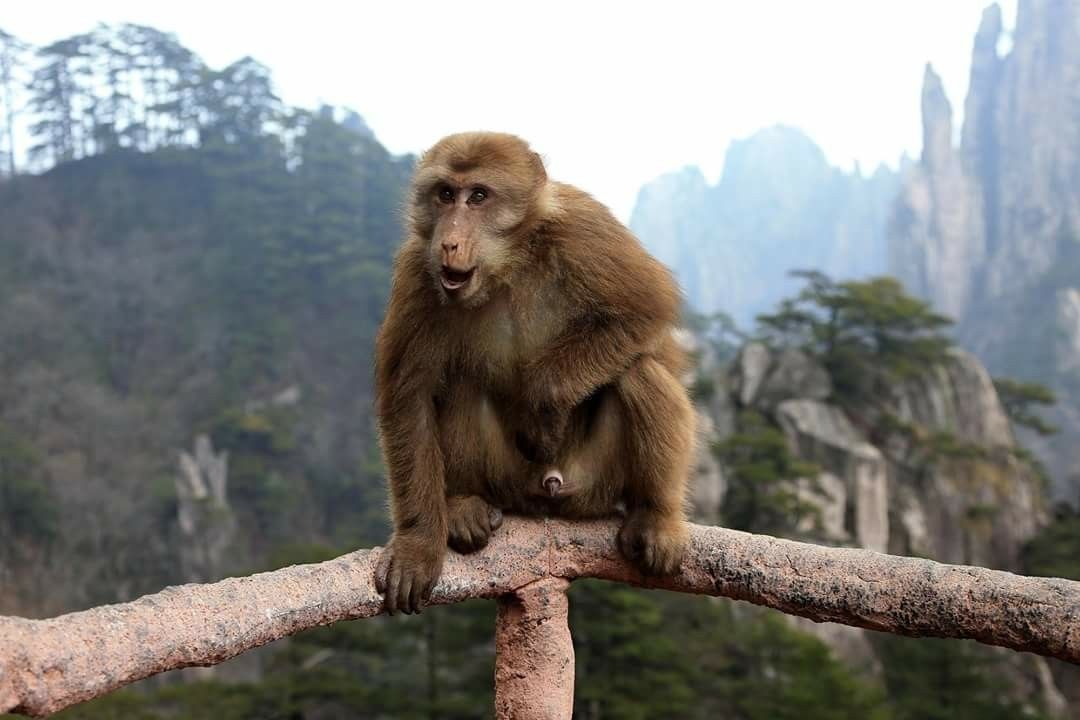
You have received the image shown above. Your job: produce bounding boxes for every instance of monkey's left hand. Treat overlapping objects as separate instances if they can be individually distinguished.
[375,533,445,615]
[513,401,568,465]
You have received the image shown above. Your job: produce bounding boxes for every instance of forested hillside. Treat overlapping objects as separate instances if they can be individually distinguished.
[0,24,413,616]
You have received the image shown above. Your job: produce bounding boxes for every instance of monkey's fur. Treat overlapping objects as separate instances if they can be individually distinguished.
[374,132,695,614]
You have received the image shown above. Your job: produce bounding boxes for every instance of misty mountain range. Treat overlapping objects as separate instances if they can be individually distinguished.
[630,126,900,328]
[630,0,1080,503]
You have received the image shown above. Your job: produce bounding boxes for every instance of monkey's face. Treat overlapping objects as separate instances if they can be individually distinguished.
[423,181,510,307]
[410,132,548,308]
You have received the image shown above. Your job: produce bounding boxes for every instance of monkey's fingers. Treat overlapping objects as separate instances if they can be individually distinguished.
[374,547,393,595]
[384,562,401,615]
[421,576,438,605]
[407,575,426,615]
[398,573,416,615]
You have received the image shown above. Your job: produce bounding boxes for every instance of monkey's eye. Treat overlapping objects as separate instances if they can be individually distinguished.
[468,188,488,205]
[437,186,455,204]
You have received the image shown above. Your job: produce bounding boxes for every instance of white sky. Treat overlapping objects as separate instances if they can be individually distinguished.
[6,1,1016,221]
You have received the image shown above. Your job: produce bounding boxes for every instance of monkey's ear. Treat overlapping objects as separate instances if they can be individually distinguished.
[530,152,548,183]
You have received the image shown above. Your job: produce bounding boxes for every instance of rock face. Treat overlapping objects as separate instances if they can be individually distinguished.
[632,126,899,327]
[695,345,1044,570]
[888,65,987,321]
[689,340,1059,711]
[776,399,889,553]
[176,434,235,584]
[888,350,1043,570]
[888,0,1080,501]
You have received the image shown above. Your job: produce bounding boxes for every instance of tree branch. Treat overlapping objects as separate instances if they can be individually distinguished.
[2,517,1078,716]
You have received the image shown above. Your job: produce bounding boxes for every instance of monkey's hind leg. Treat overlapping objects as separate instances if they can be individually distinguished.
[441,388,518,554]
[615,355,694,576]
[447,495,504,553]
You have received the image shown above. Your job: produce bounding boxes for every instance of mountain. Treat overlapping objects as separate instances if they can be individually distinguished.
[888,0,1080,502]
[630,126,899,327]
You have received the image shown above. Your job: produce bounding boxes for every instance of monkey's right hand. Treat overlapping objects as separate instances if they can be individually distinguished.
[375,533,446,615]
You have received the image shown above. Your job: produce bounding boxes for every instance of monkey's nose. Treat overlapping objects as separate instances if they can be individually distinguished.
[442,241,458,253]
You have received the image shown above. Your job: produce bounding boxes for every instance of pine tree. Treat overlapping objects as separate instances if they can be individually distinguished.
[0,28,29,175]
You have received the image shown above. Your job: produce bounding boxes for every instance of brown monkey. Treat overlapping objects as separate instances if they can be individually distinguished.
[374,132,694,614]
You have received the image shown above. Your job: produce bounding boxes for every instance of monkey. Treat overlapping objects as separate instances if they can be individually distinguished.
[374,132,695,614]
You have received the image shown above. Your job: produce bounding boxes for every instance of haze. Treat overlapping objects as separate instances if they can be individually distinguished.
[7,0,1017,220]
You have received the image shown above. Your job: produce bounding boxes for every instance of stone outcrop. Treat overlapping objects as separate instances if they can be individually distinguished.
[776,399,889,553]
[690,339,1057,711]
[888,65,986,320]
[892,1,1080,316]
[889,350,1043,570]
[888,0,1080,501]
[693,342,1044,568]
[175,434,236,584]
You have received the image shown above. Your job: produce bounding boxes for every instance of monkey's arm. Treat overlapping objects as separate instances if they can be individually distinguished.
[519,217,682,462]
[373,263,448,614]
[376,389,447,612]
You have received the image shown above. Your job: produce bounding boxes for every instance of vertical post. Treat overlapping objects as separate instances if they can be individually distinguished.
[494,578,574,720]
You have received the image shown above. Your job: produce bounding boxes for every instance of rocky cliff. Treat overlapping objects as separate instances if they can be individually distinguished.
[889,0,1080,501]
[694,341,1045,569]
[688,338,1067,715]
[631,126,898,327]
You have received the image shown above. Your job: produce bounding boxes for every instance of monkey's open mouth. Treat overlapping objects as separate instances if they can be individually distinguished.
[440,266,476,291]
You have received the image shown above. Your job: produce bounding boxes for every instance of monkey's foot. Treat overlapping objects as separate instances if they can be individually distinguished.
[375,534,445,615]
[447,495,504,554]
[617,510,688,576]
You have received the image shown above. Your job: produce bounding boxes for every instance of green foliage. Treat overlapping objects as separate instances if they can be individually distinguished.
[993,378,1058,437]
[211,406,297,457]
[874,634,1049,720]
[715,410,821,535]
[572,583,697,718]
[1022,505,1080,580]
[51,689,160,720]
[689,373,716,401]
[208,405,304,544]
[685,309,745,402]
[571,583,889,720]
[0,424,57,548]
[718,614,890,720]
[758,271,952,404]
[683,308,745,364]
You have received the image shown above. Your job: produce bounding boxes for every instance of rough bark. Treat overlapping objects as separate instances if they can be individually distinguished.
[1,517,1078,717]
[495,578,574,719]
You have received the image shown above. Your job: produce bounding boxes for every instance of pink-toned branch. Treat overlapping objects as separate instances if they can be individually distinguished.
[2,517,1078,717]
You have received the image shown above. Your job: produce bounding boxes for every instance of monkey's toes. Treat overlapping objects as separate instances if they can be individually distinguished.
[377,538,444,615]
[447,495,503,554]
[617,513,688,576]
